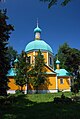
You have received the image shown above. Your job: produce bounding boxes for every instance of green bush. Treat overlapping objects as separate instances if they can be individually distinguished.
[71,82,79,96]
[15,90,24,95]
[0,96,6,105]
[54,93,72,104]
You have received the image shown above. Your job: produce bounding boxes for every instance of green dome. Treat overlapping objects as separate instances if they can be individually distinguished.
[14,58,19,63]
[56,59,60,64]
[25,40,53,53]
[34,26,41,33]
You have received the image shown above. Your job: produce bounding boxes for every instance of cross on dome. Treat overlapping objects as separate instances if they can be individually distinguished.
[34,20,42,33]
[37,18,39,28]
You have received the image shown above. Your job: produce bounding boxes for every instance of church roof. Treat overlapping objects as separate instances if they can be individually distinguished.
[7,68,16,77]
[55,69,70,76]
[14,58,19,63]
[25,40,53,53]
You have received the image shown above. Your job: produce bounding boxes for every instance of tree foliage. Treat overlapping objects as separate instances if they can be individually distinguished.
[14,51,31,93]
[40,0,72,8]
[55,43,80,74]
[0,9,14,95]
[71,81,79,96]
[7,46,18,67]
[30,50,47,93]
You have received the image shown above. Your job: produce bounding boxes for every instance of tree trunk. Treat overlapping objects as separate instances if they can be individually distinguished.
[21,86,24,93]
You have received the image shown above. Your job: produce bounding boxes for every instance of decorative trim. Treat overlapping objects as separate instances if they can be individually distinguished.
[45,65,56,73]
[68,77,71,86]
[62,89,71,92]
[26,49,53,55]
[56,76,58,90]
[47,52,48,66]
[33,51,35,64]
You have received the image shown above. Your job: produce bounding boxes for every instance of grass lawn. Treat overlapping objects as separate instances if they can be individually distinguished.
[0,92,80,119]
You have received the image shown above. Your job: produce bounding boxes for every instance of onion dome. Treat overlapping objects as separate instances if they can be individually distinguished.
[56,59,60,64]
[25,20,53,53]
[34,26,41,33]
[34,20,41,33]
[25,40,53,53]
[14,58,19,63]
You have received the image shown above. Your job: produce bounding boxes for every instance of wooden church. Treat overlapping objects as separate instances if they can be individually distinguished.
[7,22,71,94]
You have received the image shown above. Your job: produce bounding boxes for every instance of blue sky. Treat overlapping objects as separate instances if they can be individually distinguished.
[0,0,80,54]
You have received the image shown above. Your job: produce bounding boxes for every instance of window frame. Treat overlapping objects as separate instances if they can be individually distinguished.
[60,78,64,84]
[49,56,52,66]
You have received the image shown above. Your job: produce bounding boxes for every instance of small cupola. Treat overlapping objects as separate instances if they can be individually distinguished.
[56,59,60,70]
[14,58,19,68]
[34,20,41,40]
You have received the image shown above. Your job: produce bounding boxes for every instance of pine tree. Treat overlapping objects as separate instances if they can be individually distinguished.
[0,9,14,96]
[15,51,31,93]
[7,46,18,67]
[30,50,47,93]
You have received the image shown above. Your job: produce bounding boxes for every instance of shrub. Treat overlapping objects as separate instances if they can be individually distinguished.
[54,93,72,104]
[15,90,24,95]
[0,96,6,105]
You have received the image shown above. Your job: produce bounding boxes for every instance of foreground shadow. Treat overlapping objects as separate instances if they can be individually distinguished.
[0,94,80,119]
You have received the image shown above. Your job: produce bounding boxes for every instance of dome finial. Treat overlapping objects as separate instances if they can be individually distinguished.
[34,19,41,40]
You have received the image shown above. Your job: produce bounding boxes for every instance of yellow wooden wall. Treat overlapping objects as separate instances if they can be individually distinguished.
[57,76,70,91]
[8,77,26,91]
[27,51,48,65]
[28,74,56,90]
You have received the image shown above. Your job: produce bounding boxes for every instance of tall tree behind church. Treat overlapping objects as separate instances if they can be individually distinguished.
[0,10,14,95]
[55,43,80,75]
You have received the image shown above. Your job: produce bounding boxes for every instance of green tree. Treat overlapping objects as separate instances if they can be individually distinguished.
[30,50,47,93]
[76,66,80,89]
[0,9,14,96]
[40,0,72,8]
[55,43,80,74]
[71,81,79,96]
[7,46,18,67]
[55,43,80,93]
[54,43,69,70]
[15,51,31,93]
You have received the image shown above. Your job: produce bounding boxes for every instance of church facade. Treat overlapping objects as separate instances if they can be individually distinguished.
[7,22,71,94]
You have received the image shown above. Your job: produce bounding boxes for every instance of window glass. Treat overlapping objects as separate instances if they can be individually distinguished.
[60,78,64,84]
[49,57,52,65]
